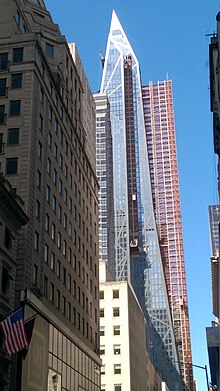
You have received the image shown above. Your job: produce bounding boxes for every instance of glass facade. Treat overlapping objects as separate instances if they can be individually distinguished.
[48,324,100,391]
[100,10,179,369]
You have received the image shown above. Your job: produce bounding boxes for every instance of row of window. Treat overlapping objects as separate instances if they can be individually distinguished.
[100,344,121,356]
[43,274,97,342]
[0,48,23,71]
[100,325,120,336]
[101,364,121,375]
[100,307,120,318]
[99,289,119,300]
[0,73,22,96]
[0,100,21,124]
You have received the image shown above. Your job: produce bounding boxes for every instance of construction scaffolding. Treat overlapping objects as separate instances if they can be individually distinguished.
[142,80,194,391]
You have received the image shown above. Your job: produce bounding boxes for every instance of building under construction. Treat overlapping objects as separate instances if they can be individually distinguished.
[142,81,194,390]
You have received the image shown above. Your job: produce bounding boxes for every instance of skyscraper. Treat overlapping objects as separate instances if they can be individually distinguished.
[0,1,100,389]
[142,81,194,390]
[100,9,180,381]
[94,93,115,275]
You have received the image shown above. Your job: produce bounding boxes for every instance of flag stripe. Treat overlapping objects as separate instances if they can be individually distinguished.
[0,308,29,355]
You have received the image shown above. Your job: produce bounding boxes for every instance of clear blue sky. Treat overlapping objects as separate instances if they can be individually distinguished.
[45,1,219,389]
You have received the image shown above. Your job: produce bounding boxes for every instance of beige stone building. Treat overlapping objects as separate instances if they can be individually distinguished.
[0,0,100,390]
[99,261,163,391]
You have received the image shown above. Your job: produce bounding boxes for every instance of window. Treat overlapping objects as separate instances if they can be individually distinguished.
[113,289,119,299]
[100,326,105,336]
[44,244,49,263]
[6,157,18,175]
[33,264,38,286]
[114,385,122,391]
[58,179,62,194]
[0,53,8,70]
[1,267,10,296]
[43,275,48,297]
[100,308,104,318]
[45,213,49,232]
[39,114,43,131]
[99,290,104,300]
[56,289,60,310]
[15,10,20,25]
[47,158,51,175]
[0,105,5,125]
[4,228,12,250]
[46,185,50,202]
[62,296,66,315]
[114,345,121,355]
[48,132,52,148]
[50,283,54,303]
[52,195,56,213]
[101,386,106,391]
[113,326,120,336]
[9,100,21,116]
[51,223,56,241]
[101,365,105,375]
[36,170,41,189]
[34,231,39,252]
[53,143,58,159]
[57,260,61,279]
[35,200,40,219]
[37,141,42,159]
[0,79,6,96]
[53,169,57,185]
[40,88,44,104]
[49,106,52,122]
[114,364,121,375]
[13,47,24,63]
[0,133,4,154]
[113,307,120,317]
[45,43,54,57]
[8,128,19,145]
[50,252,55,271]
[11,73,22,89]
[67,274,71,291]
[57,232,61,249]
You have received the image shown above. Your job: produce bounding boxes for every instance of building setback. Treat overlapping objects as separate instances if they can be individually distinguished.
[0,0,100,390]
[142,81,194,390]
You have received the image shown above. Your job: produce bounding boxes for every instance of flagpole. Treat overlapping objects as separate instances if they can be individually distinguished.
[16,291,26,391]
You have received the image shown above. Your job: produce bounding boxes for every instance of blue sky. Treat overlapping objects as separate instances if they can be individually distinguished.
[45,1,219,389]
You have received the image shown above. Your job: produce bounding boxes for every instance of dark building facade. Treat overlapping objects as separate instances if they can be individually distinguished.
[0,0,100,390]
[0,174,28,389]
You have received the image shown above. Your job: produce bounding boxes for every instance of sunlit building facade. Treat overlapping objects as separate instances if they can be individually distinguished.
[94,93,115,275]
[100,10,180,382]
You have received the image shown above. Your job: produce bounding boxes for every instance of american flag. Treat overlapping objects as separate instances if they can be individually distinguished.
[0,307,29,355]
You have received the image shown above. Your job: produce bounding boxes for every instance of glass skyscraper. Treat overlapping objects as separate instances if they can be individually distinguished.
[100,10,180,375]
